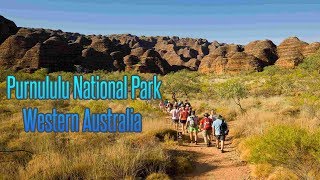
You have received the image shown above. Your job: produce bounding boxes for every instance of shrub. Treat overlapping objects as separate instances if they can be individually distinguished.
[267,167,298,180]
[32,68,49,80]
[0,67,14,82]
[174,156,193,174]
[299,50,320,72]
[250,163,273,178]
[244,125,320,179]
[290,93,320,120]
[261,65,283,76]
[153,129,177,141]
[165,150,195,175]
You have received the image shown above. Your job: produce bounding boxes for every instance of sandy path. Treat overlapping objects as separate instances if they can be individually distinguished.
[175,122,251,180]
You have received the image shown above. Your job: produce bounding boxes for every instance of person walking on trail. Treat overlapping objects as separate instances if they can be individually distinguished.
[210,109,217,121]
[185,104,191,114]
[184,99,191,107]
[188,107,193,116]
[166,101,173,112]
[179,105,189,134]
[174,101,178,108]
[164,99,169,106]
[210,109,218,140]
[187,110,199,144]
[170,106,180,130]
[159,100,165,111]
[212,115,229,153]
[200,113,213,147]
[172,92,177,102]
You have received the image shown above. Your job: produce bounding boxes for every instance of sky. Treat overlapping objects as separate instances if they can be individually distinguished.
[1,0,319,44]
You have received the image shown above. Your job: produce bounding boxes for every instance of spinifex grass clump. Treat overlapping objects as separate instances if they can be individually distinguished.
[243,125,320,179]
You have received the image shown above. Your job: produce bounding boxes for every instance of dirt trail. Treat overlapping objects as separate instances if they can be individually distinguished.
[176,122,251,180]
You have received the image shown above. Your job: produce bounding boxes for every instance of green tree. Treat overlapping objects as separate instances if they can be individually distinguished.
[215,79,247,112]
[161,70,200,99]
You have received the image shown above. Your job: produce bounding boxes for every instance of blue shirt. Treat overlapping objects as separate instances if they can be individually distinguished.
[212,118,223,135]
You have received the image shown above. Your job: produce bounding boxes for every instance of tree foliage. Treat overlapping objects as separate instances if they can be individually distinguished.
[160,70,200,99]
[215,79,248,111]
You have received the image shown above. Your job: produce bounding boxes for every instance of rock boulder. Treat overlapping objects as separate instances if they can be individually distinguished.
[245,40,278,66]
[0,16,18,44]
[275,37,308,68]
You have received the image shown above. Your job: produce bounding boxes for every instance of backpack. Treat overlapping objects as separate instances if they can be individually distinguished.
[220,120,229,135]
[204,118,212,130]
[189,116,195,127]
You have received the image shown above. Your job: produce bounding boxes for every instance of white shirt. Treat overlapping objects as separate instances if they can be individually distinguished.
[170,109,180,119]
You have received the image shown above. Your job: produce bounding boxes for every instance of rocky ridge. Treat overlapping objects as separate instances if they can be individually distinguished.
[0,16,319,74]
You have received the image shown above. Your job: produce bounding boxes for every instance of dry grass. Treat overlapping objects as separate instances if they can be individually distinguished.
[234,96,320,139]
[146,172,171,180]
[0,94,192,179]
[267,167,299,180]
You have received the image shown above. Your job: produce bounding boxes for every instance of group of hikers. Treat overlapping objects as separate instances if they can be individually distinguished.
[159,98,229,153]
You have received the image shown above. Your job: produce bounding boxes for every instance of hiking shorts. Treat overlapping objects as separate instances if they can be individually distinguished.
[172,119,179,124]
[215,135,226,141]
[188,126,198,133]
[203,129,212,136]
[180,120,187,124]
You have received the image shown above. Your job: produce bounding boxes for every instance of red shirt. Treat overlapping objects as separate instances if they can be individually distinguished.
[180,110,188,120]
[200,117,213,130]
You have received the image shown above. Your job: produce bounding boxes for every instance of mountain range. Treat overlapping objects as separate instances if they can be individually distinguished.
[1,15,319,74]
